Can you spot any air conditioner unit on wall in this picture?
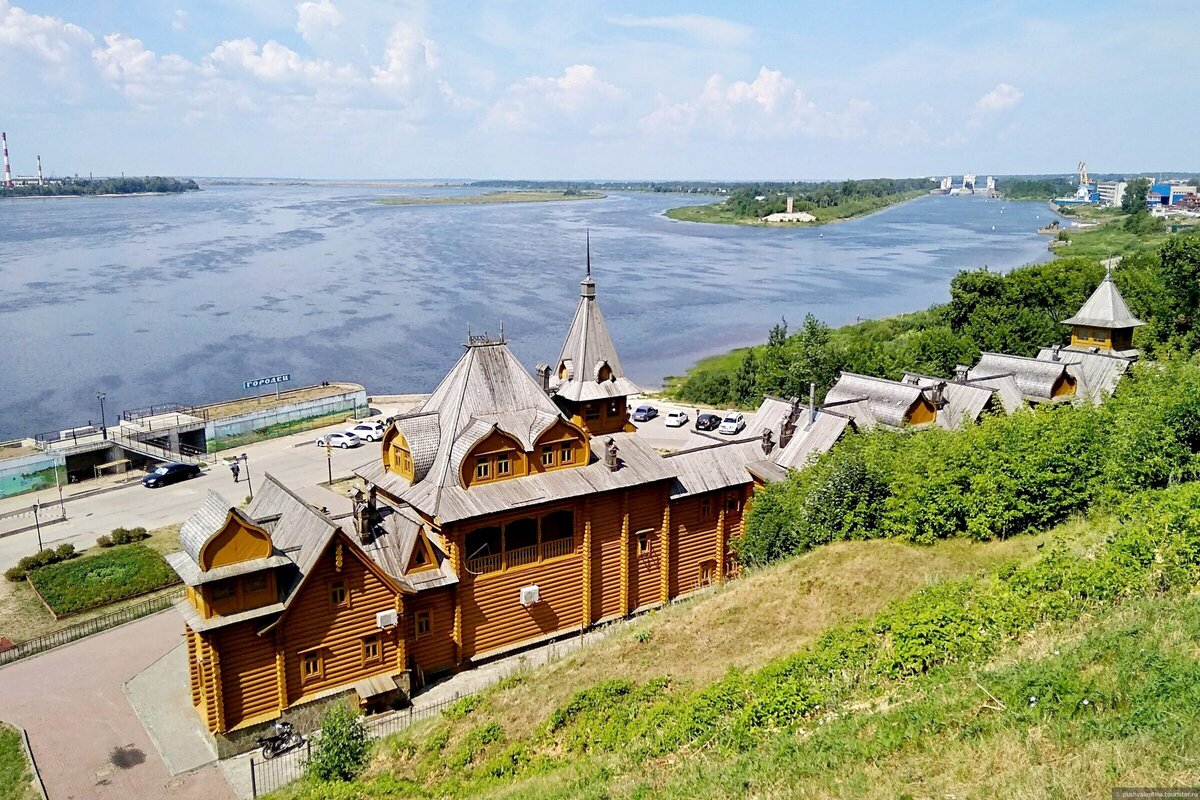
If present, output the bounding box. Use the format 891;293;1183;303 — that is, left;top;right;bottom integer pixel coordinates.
376;609;398;628
519;585;540;607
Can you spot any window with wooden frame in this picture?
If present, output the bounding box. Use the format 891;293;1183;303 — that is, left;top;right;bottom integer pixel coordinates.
361;634;381;665
210;581;235;600
244;573;269;593
636;530;652;555
701;496;711;517
726;495;741;513
585;403;601;421
399;450;413;473
496;452;511;476
607;399;620;417
301;650;324;681
414;610;432;639
475;456;491;481
559;441;573;464
329;579;348;608
541;445;556;468
700;561;716;586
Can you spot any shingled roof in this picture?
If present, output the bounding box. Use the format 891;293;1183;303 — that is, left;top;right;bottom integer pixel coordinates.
1038;346;1133;404
970;353;1078;402
380;338;571;517
549;267;641;403
901;373;995;430
824;372;930;429
1062;271;1144;329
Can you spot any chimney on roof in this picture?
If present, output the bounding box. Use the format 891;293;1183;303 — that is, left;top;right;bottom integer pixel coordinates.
760;428;775;456
904;375;920;386
604;437;619;471
349;486;372;545
954;364;969;383
1051;344;1061;362
780;396;800;448
930;382;947;409
535;363;551;394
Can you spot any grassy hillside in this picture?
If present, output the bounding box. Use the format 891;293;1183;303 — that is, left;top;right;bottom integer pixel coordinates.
665;190;926;226
271;481;1200;798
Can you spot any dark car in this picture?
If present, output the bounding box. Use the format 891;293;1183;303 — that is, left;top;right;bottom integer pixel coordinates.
143;462;201;488
632;405;658;422
695;413;722;431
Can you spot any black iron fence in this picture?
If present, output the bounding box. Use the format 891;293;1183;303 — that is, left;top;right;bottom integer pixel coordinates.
122;403;209;423
249;692;474;797
0;590;182;668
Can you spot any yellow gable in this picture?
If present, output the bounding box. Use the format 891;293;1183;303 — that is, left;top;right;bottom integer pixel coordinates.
199;512;273;570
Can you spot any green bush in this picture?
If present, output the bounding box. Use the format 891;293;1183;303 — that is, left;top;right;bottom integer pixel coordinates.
108;527;149;545
443;694;483;721
4;566;25;582
307;704;370;782
96;534;113;548
26;544;178;616
55;542;76;560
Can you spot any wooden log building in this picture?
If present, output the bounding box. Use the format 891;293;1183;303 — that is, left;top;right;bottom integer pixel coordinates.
168;266;773;750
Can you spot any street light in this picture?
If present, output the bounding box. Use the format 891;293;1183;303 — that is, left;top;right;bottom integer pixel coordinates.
32;501;43;552
97;392;107;440
240;453;253;500
325;444;333;486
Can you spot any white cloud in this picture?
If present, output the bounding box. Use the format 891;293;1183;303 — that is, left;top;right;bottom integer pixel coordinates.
93;33;193;108
0;0;94;89
371;21;438;92
975;82;1023;113
486;64;625;133
607;13;751;46
641;67;871;140
295;0;341;44
207;38;357;86
172;9;188;32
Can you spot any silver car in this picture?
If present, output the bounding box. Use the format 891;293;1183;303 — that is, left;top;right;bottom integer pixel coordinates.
316;431;361;449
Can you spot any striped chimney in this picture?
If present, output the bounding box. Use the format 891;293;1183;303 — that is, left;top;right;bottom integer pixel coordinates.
37;155;43;186
2;132;11;188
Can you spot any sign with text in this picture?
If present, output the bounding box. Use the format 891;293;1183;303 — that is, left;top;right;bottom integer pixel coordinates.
243;373;291;390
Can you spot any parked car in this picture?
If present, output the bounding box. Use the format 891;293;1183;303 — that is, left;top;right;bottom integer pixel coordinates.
315;431;362;449
346;422;384;442
664;410;689;428
142;462;201;488
718;412;746;435
632;405;658;422
695;413;722;432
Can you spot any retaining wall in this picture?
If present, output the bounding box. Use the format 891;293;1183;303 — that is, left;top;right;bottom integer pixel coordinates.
0;452;67;500
206;386;368;447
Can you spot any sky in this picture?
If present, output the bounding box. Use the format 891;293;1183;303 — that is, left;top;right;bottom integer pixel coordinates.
0;1;1196;181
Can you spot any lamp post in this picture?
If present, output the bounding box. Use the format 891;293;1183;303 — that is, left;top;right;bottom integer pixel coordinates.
240;453;253;500
32;501;43;552
97;392;107;440
325;444;333;486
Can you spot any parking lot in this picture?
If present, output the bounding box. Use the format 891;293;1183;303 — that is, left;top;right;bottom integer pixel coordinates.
626;396;755;451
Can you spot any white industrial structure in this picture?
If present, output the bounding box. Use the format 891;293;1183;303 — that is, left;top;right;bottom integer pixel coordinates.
2;132;11;188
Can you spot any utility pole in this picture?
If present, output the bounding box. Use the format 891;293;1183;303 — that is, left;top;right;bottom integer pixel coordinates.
33;501;43;552
241;453;253;500
326;444;333;486
97;392;108;440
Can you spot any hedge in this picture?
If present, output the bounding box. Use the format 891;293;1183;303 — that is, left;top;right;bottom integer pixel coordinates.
27;544;179;617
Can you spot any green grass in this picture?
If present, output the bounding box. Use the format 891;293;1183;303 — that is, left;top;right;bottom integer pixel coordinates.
208;410;355;452
0;724;35;800
27;544;179;617
665;190;926;226
659;347;751;396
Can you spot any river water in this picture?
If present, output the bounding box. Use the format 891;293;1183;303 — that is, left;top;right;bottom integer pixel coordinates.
0;185;1059;438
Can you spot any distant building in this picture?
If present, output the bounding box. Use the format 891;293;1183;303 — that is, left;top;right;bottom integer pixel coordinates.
1148;182;1197;207
1096;180;1127;208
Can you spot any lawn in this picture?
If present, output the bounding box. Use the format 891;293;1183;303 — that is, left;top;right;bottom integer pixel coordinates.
27;543;179;618
0;723;36;800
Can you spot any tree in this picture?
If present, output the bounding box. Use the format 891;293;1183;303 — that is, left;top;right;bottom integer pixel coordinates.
1158;236;1200;335
1122;177;1151;214
307;704;370;782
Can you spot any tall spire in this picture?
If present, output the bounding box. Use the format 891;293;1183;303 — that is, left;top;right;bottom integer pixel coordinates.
580;230;596;298
586;228;591;278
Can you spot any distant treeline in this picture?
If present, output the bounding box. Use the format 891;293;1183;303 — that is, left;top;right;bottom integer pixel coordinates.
717;179;930;218
0;176;200;198
472;178;931;201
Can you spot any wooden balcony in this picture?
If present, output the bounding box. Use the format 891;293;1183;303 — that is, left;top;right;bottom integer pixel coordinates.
464;535;576;577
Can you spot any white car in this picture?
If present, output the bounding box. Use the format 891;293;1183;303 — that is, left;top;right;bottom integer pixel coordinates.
664;410;689;428
345;422;384;442
316;431;361;449
718;412;746;435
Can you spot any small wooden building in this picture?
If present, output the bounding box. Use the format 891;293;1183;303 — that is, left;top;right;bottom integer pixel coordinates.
824;372;940;428
970;352;1079;403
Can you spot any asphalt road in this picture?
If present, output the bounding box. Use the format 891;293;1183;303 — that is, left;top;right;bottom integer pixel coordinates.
0;396;753;570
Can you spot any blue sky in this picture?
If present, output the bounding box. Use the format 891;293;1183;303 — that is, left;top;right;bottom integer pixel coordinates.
1;1;1195;180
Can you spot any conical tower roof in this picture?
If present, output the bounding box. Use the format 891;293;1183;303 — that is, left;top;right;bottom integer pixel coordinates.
1062;269;1144;329
550;237;641;403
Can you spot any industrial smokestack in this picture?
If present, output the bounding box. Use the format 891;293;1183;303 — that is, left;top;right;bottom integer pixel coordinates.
2;132;12;188
36;155;43;186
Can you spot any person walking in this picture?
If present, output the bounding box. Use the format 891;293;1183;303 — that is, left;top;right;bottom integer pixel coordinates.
230;460;240;483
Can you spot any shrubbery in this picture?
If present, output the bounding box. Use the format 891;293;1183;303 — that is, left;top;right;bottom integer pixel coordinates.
307;704;370;783
4;543;77;581
740;353;1200;566
26;544;177;615
99;527;148;547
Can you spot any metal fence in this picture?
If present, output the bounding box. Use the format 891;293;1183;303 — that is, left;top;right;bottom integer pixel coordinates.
209;396;368;453
122;402;209;424
0;590;182;668
249;692;474;797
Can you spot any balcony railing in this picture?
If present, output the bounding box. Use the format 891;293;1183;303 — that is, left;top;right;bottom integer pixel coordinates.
540;536;576;560
464;535;576;577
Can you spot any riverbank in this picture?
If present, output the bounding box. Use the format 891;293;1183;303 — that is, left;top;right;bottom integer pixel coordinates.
376;190;604;206
664;189;927;226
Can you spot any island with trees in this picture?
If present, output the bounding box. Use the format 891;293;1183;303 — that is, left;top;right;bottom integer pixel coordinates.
664;178;933;226
0;176;200;198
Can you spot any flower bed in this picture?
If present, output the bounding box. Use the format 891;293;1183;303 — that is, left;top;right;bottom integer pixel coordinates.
26;544;180;618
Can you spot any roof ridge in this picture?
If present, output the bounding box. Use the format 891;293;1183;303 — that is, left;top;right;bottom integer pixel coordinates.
258;471;339;528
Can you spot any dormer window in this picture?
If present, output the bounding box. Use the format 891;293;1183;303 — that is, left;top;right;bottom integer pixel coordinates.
560;442;573;464
475;456;491;481
541;446;556;467
496;452;511;476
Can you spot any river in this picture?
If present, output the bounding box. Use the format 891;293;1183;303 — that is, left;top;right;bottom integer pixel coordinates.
0;185;1060;438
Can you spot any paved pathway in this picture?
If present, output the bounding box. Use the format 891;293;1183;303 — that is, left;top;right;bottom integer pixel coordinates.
0;611;232;800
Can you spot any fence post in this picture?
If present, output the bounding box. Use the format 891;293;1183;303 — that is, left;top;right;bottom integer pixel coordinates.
249;757;257;798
